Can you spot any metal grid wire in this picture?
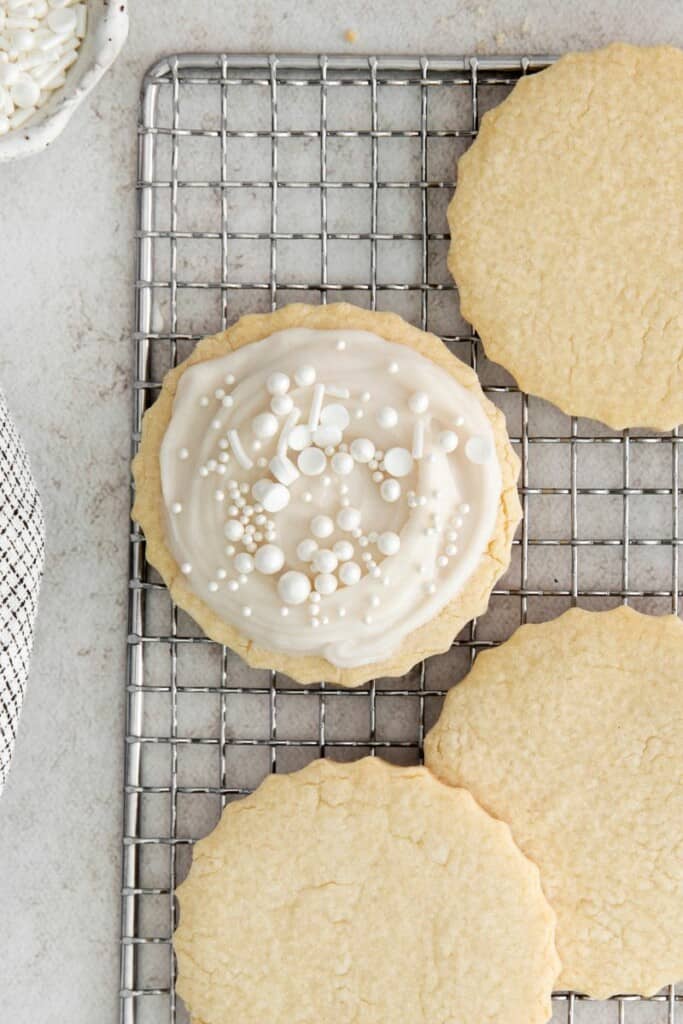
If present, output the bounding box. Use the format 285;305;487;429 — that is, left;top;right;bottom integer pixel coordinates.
120;53;682;1024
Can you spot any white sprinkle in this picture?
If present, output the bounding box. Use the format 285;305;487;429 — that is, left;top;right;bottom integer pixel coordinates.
180;563;192;575
380;479;401;503
277;407;301;455
216;568;227;580
199;466;209;478
354;408;364;420
388;361;399;374
269;452;300;486
280;606;289;617
297;446;326;477
339;607;347;617
178;447;189;460
363;614;373;625
308;382;325;430
271;393;293;416
212;418;222;430
252;412;278;440
459;503;471;515
303;491;313;503
455;415;465;427
446;544;457;557
215;388;225;399
228;580;239;592
384;447;413;478
412;420;425;459
336;339;346;351
266;371;290;396
171;502;182;515
370;595;381;608
438;430;458;453
227;429;254;470
426;582;436;595
208;581;219;593
224;373;235;386
437;555;448;568
242;606;252;617
465;435;494;465
295;364;316;387
199;396;209;408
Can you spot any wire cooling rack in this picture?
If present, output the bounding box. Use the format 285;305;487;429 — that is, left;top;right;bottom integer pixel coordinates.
120;53;682;1024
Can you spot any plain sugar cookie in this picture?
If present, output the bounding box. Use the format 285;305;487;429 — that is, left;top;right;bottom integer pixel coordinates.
449;43;683;429
132;303;521;687
425;606;683;998
174;758;559;1024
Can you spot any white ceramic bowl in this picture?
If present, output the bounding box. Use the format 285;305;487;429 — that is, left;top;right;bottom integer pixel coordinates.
0;0;129;162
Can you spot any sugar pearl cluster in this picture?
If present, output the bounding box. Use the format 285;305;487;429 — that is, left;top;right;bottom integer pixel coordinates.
0;0;86;135
171;344;493;628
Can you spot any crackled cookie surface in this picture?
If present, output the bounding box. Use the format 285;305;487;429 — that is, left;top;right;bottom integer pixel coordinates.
174;758;559;1024
133;304;520;685
426;606;683;998
449;43;683;429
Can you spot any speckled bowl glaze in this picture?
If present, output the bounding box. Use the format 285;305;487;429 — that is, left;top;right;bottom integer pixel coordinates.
0;0;128;162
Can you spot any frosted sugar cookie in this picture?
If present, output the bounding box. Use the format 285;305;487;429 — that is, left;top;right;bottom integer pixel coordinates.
133;303;520;686
449;43;683;429
426;606;683;997
174;757;559;1024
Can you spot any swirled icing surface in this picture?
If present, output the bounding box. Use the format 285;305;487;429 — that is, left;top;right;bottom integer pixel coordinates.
159;328;502;668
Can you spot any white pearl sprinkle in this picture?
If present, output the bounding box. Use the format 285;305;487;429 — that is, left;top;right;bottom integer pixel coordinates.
228;580;239;592
252;412;279;439
208;581;219;592
460;503;471;515
408;391;429;414
199;396;209;407
370;595;381;608
180;562;192;575
267;371;290;395
271;393;294;416
178;447;189;460
212;419;222;430
388;361;399;374
310;592;321;603
426;582;436;594
339;607;347;617
215;388;225;399
380;479;401;503
216;568;227;580
363;614;373;625
303;491;313;503
215;489;225;502
199;466;209;477
225;373;236;386
336;339;346;351
242;606;252;617
446;544;457;557
437;555;448;568
295;364;316;387
439;430;459;453
280;606;289;617
171;502;182;515
311;515;334;539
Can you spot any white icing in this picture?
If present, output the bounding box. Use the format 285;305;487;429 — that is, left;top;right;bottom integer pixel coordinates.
160;327;502;668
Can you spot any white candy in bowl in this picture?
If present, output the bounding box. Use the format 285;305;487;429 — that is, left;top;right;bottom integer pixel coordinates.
0;0;128;161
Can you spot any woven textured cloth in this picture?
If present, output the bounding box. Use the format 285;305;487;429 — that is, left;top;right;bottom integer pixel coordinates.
0;389;44;795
